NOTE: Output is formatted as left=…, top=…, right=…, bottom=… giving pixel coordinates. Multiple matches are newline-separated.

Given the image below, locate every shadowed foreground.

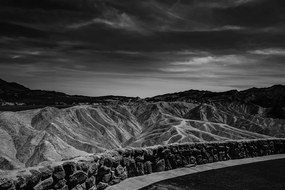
left=142, top=158, right=285, bottom=190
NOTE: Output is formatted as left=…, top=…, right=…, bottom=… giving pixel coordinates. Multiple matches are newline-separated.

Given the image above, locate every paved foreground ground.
left=107, top=154, right=285, bottom=190
left=142, top=158, right=285, bottom=190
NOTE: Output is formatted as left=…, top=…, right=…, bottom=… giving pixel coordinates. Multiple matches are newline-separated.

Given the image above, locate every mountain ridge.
left=0, top=102, right=275, bottom=170
left=0, top=79, right=285, bottom=170
left=0, top=78, right=139, bottom=109
left=1, top=78, right=285, bottom=107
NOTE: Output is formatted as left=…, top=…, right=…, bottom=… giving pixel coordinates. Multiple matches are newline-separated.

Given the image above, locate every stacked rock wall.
left=1, top=139, right=285, bottom=190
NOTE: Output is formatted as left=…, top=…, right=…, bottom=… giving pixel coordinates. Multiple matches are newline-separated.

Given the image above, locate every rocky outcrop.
left=2, top=102, right=281, bottom=170
left=1, top=139, right=284, bottom=190
left=1, top=81, right=285, bottom=170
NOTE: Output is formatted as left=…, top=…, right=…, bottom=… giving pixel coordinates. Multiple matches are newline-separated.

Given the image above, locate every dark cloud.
left=214, top=0, right=285, bottom=27
left=0, top=0, right=284, bottom=97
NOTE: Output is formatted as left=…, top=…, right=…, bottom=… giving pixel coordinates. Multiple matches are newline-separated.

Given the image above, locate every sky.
left=0, top=0, right=285, bottom=97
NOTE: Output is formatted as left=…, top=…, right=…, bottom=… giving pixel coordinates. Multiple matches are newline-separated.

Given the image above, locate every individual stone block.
left=103, top=157, right=114, bottom=168
left=54, top=179, right=66, bottom=189
left=108, top=178, right=121, bottom=186
left=196, top=155, right=203, bottom=165
left=71, top=184, right=84, bottom=190
left=85, top=176, right=96, bottom=190
left=168, top=153, right=178, bottom=169
left=77, top=162, right=89, bottom=172
left=62, top=162, right=76, bottom=178
left=144, top=148, right=154, bottom=161
left=126, top=158, right=136, bottom=177
left=154, top=159, right=165, bottom=172
left=175, top=154, right=183, bottom=168
left=144, top=161, right=152, bottom=174
left=96, top=182, right=109, bottom=190
left=102, top=173, right=112, bottom=183
left=189, top=156, right=197, bottom=165
left=135, top=160, right=144, bottom=176
left=69, top=171, right=88, bottom=187
left=53, top=165, right=65, bottom=180
left=28, top=170, right=42, bottom=187
left=165, top=158, right=172, bottom=171
left=208, top=156, right=214, bottom=163
left=181, top=155, right=188, bottom=166
left=39, top=167, right=53, bottom=181
left=115, top=165, right=127, bottom=180
left=88, top=163, right=98, bottom=177
left=96, top=165, right=111, bottom=183
left=33, top=177, right=53, bottom=190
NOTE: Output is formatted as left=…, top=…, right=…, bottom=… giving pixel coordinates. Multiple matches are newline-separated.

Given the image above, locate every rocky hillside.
left=147, top=85, right=285, bottom=119
left=0, top=78, right=137, bottom=110
left=0, top=79, right=285, bottom=170
left=1, top=101, right=282, bottom=170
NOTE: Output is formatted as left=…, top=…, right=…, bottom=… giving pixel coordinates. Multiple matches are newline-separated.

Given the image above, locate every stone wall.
left=1, top=139, right=285, bottom=190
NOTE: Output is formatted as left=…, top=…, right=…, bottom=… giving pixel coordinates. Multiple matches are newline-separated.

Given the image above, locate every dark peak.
left=242, top=84, right=285, bottom=92
left=0, top=78, right=6, bottom=83
left=0, top=78, right=30, bottom=92
left=270, top=84, right=285, bottom=89
left=147, top=89, right=211, bottom=99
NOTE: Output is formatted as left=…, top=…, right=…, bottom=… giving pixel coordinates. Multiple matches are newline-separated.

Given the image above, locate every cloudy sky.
left=0, top=0, right=285, bottom=97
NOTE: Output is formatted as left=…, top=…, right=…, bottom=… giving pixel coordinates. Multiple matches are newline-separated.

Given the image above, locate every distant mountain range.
left=1, top=78, right=285, bottom=117
left=0, top=78, right=285, bottom=170
left=0, top=78, right=138, bottom=110
left=147, top=84, right=285, bottom=119
left=147, top=84, right=285, bottom=108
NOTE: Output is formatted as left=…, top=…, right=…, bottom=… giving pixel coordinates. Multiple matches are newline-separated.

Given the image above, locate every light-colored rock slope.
left=184, top=102, right=285, bottom=138
left=0, top=102, right=282, bottom=169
